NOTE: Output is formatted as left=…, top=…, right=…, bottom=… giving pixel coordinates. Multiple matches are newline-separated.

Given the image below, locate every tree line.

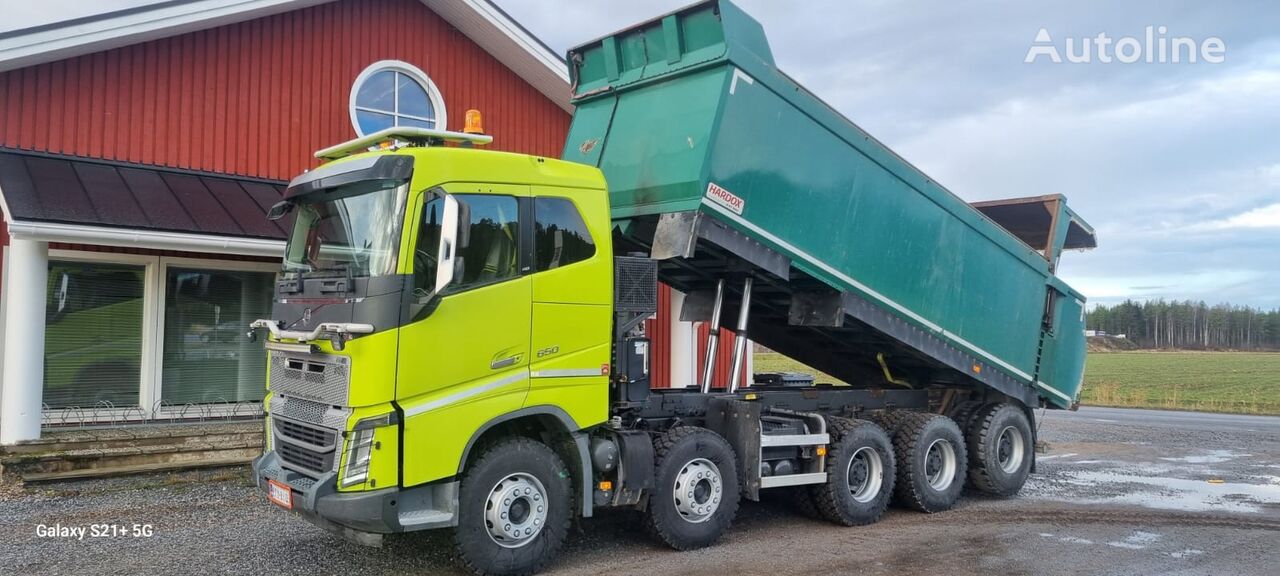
left=1086, top=300, right=1280, bottom=350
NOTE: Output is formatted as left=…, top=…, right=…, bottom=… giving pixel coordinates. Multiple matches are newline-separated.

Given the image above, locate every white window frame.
left=152, top=256, right=279, bottom=421
left=43, top=250, right=159, bottom=425
left=349, top=60, right=448, bottom=136
left=40, top=250, right=277, bottom=425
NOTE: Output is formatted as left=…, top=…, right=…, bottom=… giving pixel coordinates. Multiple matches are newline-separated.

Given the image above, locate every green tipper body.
left=562, top=0, right=1094, bottom=408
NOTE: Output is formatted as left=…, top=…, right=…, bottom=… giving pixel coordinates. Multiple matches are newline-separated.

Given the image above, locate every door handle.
left=490, top=355, right=521, bottom=370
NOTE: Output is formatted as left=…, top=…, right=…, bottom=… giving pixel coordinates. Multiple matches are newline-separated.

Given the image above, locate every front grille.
left=276, top=418, right=336, bottom=448
left=269, top=351, right=351, bottom=405
left=277, top=442, right=332, bottom=476
left=272, top=416, right=337, bottom=477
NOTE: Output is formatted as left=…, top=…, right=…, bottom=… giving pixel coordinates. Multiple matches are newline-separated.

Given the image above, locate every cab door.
left=526, top=189, right=613, bottom=428
left=397, top=183, right=532, bottom=486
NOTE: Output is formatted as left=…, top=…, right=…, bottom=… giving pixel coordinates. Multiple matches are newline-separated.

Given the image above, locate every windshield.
left=283, top=180, right=409, bottom=276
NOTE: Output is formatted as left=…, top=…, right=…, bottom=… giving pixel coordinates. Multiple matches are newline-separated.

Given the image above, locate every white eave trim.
left=5, top=220, right=285, bottom=258
left=422, top=0, right=571, bottom=112
left=0, top=0, right=334, bottom=74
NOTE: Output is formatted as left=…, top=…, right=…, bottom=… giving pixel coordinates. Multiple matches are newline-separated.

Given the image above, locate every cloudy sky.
left=7, top=1, right=1280, bottom=308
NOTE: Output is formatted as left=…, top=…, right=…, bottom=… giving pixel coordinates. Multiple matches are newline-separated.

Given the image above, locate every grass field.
left=754, top=351, right=1280, bottom=415
left=1082, top=351, right=1280, bottom=415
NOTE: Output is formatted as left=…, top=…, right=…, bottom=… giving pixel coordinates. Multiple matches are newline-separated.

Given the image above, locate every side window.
left=412, top=195, right=445, bottom=295
left=455, top=194, right=520, bottom=290
left=534, top=197, right=595, bottom=271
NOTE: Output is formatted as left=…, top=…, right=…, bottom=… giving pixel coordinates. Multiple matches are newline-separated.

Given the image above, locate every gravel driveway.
left=3, top=407, right=1277, bottom=575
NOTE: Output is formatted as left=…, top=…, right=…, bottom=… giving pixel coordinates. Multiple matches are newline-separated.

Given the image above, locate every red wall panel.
left=0, top=0, right=570, bottom=181
left=646, top=283, right=748, bottom=390
left=645, top=284, right=673, bottom=388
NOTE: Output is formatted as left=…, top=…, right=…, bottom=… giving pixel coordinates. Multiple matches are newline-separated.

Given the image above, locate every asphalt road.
left=3, top=406, right=1278, bottom=575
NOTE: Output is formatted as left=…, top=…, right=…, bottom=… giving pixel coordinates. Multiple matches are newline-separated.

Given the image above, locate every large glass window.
left=284, top=181, right=408, bottom=277
left=534, top=197, right=595, bottom=271
left=43, top=261, right=145, bottom=409
left=453, top=194, right=520, bottom=291
left=350, top=61, right=446, bottom=136
left=161, top=268, right=275, bottom=405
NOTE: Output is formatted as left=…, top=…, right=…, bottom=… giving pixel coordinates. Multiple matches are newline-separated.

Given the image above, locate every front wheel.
left=454, top=437, right=572, bottom=575
left=645, top=427, right=741, bottom=550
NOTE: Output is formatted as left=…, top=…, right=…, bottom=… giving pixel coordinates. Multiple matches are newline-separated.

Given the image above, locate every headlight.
left=340, top=428, right=375, bottom=487
left=340, top=413, right=397, bottom=488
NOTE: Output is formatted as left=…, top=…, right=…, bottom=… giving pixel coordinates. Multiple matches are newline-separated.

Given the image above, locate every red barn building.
left=0, top=0, right=744, bottom=445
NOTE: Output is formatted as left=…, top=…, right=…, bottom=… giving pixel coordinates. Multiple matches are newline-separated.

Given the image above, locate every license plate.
left=267, top=479, right=293, bottom=510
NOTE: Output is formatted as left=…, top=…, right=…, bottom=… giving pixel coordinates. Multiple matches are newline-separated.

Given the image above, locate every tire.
left=811, top=417, right=895, bottom=526
left=454, top=437, right=572, bottom=575
left=888, top=412, right=968, bottom=513
left=867, top=410, right=910, bottom=435
left=645, top=427, right=741, bottom=550
left=966, top=403, right=1033, bottom=497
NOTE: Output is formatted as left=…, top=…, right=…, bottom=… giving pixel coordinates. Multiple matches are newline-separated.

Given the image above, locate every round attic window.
left=349, top=60, right=447, bottom=136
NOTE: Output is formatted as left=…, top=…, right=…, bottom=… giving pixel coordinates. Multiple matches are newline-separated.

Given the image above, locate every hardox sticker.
left=706, top=182, right=745, bottom=215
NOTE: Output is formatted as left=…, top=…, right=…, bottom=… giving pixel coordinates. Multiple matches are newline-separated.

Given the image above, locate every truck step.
left=759, top=433, right=829, bottom=448
left=760, top=472, right=827, bottom=488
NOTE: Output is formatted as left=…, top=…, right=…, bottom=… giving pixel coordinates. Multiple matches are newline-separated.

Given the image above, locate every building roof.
left=0, top=0, right=571, bottom=111
left=0, top=149, right=288, bottom=256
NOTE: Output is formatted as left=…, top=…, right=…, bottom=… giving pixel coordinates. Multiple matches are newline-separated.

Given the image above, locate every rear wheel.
left=454, top=437, right=571, bottom=575
left=967, top=403, right=1033, bottom=497
left=645, top=427, right=740, bottom=550
left=810, top=418, right=895, bottom=526
left=889, top=412, right=968, bottom=513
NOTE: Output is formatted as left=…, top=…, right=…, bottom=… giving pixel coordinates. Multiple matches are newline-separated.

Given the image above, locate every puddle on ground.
left=1043, top=470, right=1280, bottom=513
left=1107, top=530, right=1162, bottom=550
left=1158, top=450, right=1249, bottom=465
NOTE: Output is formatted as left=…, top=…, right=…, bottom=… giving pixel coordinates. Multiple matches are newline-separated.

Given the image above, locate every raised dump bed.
left=563, top=0, right=1096, bottom=408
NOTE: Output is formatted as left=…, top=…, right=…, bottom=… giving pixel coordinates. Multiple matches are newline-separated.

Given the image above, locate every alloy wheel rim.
left=484, top=472, right=548, bottom=548
left=673, top=458, right=723, bottom=523
left=847, top=446, right=884, bottom=503
left=924, top=438, right=957, bottom=491
left=996, top=425, right=1026, bottom=474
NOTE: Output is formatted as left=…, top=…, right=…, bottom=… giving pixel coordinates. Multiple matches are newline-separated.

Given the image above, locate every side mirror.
left=266, top=200, right=295, bottom=221
left=435, top=195, right=462, bottom=293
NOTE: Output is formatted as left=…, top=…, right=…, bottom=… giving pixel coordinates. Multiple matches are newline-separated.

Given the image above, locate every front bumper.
left=252, top=451, right=459, bottom=544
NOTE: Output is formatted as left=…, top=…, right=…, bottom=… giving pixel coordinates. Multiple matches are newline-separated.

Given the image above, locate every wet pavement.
left=2, top=406, right=1277, bottom=575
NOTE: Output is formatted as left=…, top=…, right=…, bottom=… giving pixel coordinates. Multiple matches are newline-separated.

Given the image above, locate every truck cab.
left=252, top=128, right=613, bottom=545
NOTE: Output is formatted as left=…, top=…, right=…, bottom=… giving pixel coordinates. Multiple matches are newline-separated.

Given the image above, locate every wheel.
left=645, top=427, right=740, bottom=550
left=966, top=403, right=1033, bottom=497
left=810, top=417, right=895, bottom=526
left=888, top=412, right=968, bottom=513
left=454, top=437, right=572, bottom=575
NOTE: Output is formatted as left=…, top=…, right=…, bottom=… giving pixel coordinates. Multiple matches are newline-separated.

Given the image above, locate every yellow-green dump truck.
left=250, top=2, right=1096, bottom=574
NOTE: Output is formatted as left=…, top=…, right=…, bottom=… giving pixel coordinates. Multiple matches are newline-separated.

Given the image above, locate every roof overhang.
left=0, top=0, right=571, bottom=112
left=0, top=149, right=289, bottom=257
left=4, top=219, right=285, bottom=257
